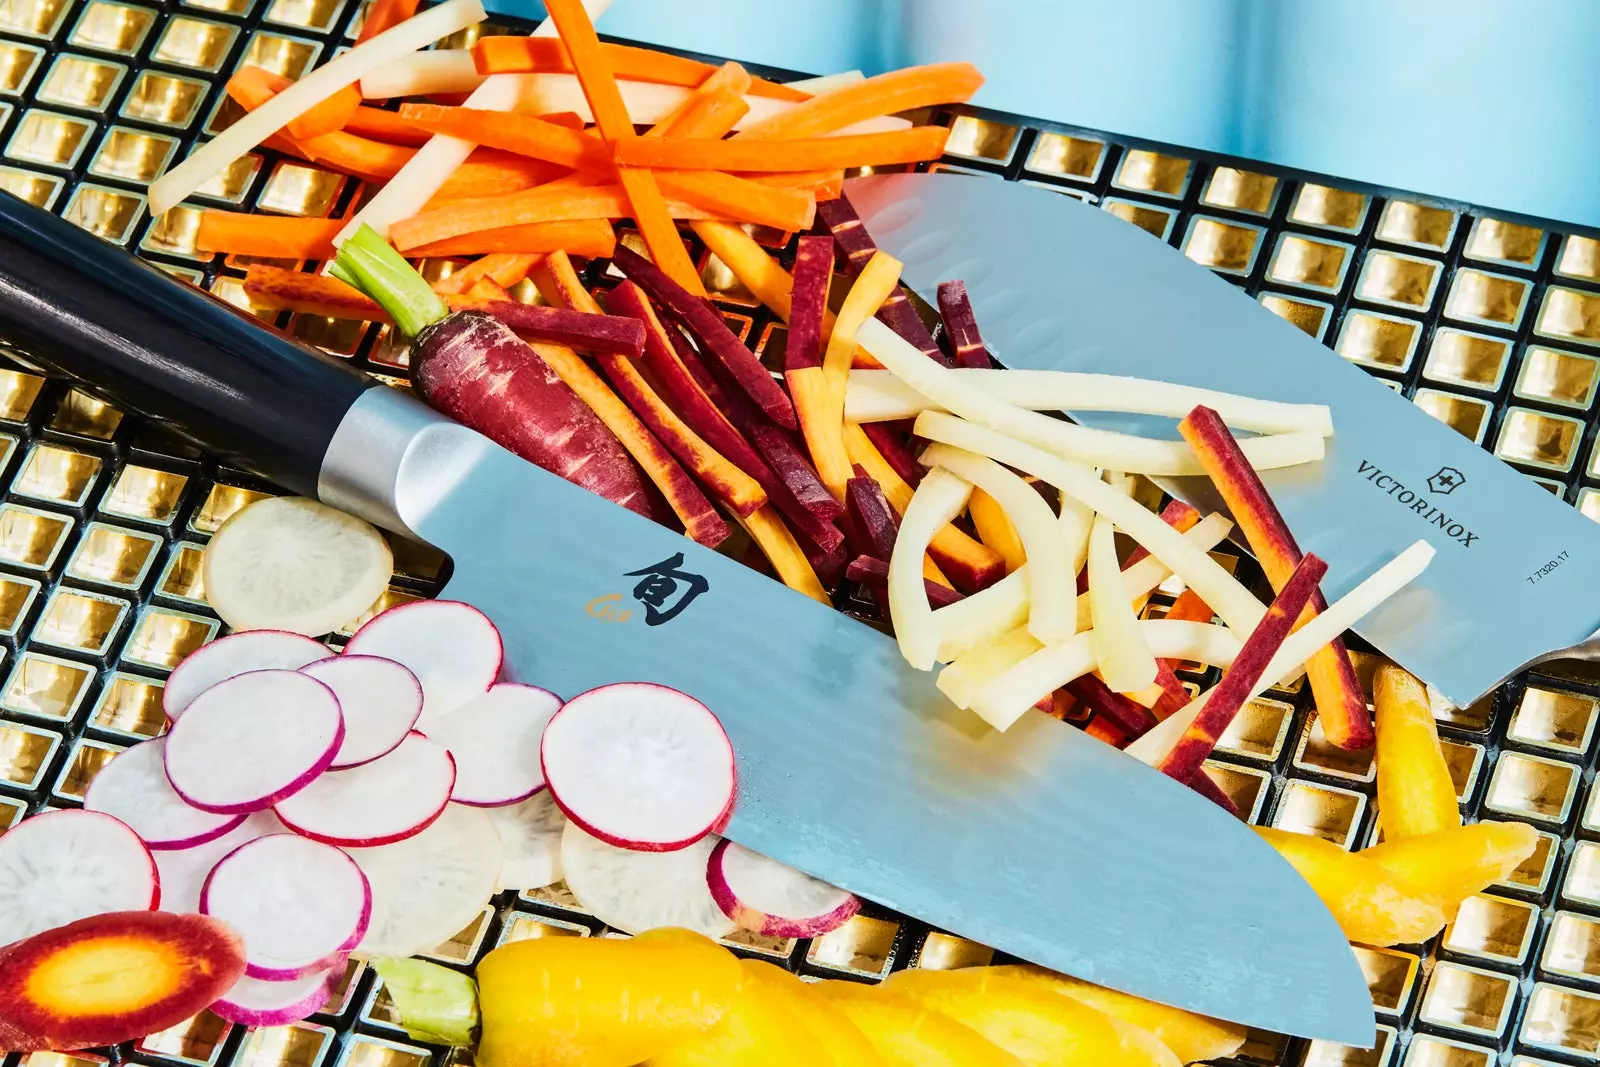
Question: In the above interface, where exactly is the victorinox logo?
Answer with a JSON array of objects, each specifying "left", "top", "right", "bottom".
[{"left": 1357, "top": 460, "right": 1479, "bottom": 547}]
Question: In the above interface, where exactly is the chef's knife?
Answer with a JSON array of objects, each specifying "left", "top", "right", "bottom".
[
  {"left": 0, "top": 189, "right": 1371, "bottom": 1043},
  {"left": 847, "top": 172, "right": 1600, "bottom": 709}
]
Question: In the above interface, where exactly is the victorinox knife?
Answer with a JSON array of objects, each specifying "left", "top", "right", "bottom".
[
  {"left": 0, "top": 189, "right": 1372, "bottom": 1044},
  {"left": 848, "top": 171, "right": 1600, "bottom": 710}
]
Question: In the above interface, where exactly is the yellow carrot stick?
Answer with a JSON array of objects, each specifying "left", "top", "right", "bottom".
[{"left": 1373, "top": 663, "right": 1460, "bottom": 840}]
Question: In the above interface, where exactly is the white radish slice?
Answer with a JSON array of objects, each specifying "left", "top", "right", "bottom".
[
  {"left": 345, "top": 803, "right": 501, "bottom": 958},
  {"left": 209, "top": 968, "right": 341, "bottom": 1028},
  {"left": 302, "top": 655, "right": 423, "bottom": 768},
  {"left": 344, "top": 600, "right": 502, "bottom": 730},
  {"left": 201, "top": 834, "right": 370, "bottom": 980},
  {"left": 163, "top": 670, "right": 344, "bottom": 814},
  {"left": 0, "top": 810, "right": 159, "bottom": 943},
  {"left": 85, "top": 737, "right": 244, "bottom": 850},
  {"left": 426, "top": 684, "right": 560, "bottom": 806},
  {"left": 540, "top": 683, "right": 735, "bottom": 852},
  {"left": 706, "top": 840, "right": 860, "bottom": 938},
  {"left": 154, "top": 812, "right": 287, "bottom": 914},
  {"left": 164, "top": 630, "right": 333, "bottom": 720},
  {"left": 202, "top": 497, "right": 394, "bottom": 638},
  {"left": 273, "top": 732, "right": 454, "bottom": 847},
  {"left": 486, "top": 790, "right": 565, "bottom": 890},
  {"left": 560, "top": 823, "right": 734, "bottom": 938}
]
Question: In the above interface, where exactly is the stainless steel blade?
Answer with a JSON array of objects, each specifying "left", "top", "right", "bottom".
[
  {"left": 321, "top": 389, "right": 1372, "bottom": 1044},
  {"left": 847, "top": 172, "right": 1600, "bottom": 708}
]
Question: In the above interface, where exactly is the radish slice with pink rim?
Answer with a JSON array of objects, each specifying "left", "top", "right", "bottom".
[
  {"left": 164, "top": 630, "right": 332, "bottom": 720},
  {"left": 560, "top": 823, "right": 734, "bottom": 938},
  {"left": 202, "top": 834, "right": 370, "bottom": 980},
  {"left": 163, "top": 670, "right": 343, "bottom": 815},
  {"left": 301, "top": 655, "right": 423, "bottom": 768},
  {"left": 209, "top": 968, "right": 341, "bottom": 1027},
  {"left": 540, "top": 683, "right": 735, "bottom": 852},
  {"left": 706, "top": 839, "right": 860, "bottom": 938},
  {"left": 0, "top": 810, "right": 159, "bottom": 944},
  {"left": 486, "top": 790, "right": 565, "bottom": 890},
  {"left": 274, "top": 732, "right": 454, "bottom": 847},
  {"left": 85, "top": 737, "right": 244, "bottom": 849},
  {"left": 426, "top": 684, "right": 560, "bottom": 806},
  {"left": 344, "top": 600, "right": 502, "bottom": 730},
  {"left": 154, "top": 812, "right": 287, "bottom": 914}
]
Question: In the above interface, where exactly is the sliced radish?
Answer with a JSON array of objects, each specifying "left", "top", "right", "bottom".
[
  {"left": 163, "top": 670, "right": 343, "bottom": 815},
  {"left": 426, "top": 684, "right": 560, "bottom": 806},
  {"left": 0, "top": 810, "right": 159, "bottom": 944},
  {"left": 273, "top": 732, "right": 454, "bottom": 847},
  {"left": 560, "top": 823, "right": 735, "bottom": 938},
  {"left": 154, "top": 812, "right": 287, "bottom": 914},
  {"left": 201, "top": 834, "right": 370, "bottom": 980},
  {"left": 345, "top": 803, "right": 502, "bottom": 958},
  {"left": 540, "top": 683, "right": 735, "bottom": 852},
  {"left": 344, "top": 600, "right": 502, "bottom": 730},
  {"left": 301, "top": 655, "right": 423, "bottom": 768},
  {"left": 85, "top": 737, "right": 244, "bottom": 850},
  {"left": 706, "top": 839, "right": 860, "bottom": 938},
  {"left": 209, "top": 968, "right": 341, "bottom": 1028},
  {"left": 164, "top": 630, "right": 333, "bottom": 720},
  {"left": 202, "top": 496, "right": 394, "bottom": 638},
  {"left": 486, "top": 790, "right": 565, "bottom": 891}
]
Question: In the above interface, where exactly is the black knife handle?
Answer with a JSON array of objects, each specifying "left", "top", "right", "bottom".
[{"left": 0, "top": 190, "right": 376, "bottom": 497}]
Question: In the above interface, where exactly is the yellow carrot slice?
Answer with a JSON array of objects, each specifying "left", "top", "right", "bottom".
[
  {"left": 1374, "top": 663, "right": 1461, "bottom": 840},
  {"left": 1255, "top": 827, "right": 1446, "bottom": 947},
  {"left": 823, "top": 251, "right": 902, "bottom": 394},
  {"left": 736, "top": 507, "right": 828, "bottom": 604},
  {"left": 1361, "top": 822, "right": 1539, "bottom": 912},
  {"left": 970, "top": 489, "right": 1026, "bottom": 573}
]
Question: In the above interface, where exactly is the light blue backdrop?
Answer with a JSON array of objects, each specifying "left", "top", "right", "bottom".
[{"left": 495, "top": 0, "right": 1600, "bottom": 231}]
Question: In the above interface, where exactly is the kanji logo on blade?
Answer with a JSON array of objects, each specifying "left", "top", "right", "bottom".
[
  {"left": 1427, "top": 466, "right": 1466, "bottom": 495},
  {"left": 625, "top": 553, "right": 709, "bottom": 626}
]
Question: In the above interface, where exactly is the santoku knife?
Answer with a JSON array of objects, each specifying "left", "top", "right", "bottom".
[{"left": 0, "top": 188, "right": 1372, "bottom": 1044}]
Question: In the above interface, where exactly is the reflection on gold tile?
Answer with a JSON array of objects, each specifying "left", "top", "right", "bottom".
[
  {"left": 257, "top": 161, "right": 343, "bottom": 217},
  {"left": 1413, "top": 390, "right": 1491, "bottom": 445},
  {"left": 1418, "top": 961, "right": 1514, "bottom": 1037},
  {"left": 1289, "top": 184, "right": 1367, "bottom": 232},
  {"left": 0, "top": 42, "right": 41, "bottom": 95},
  {"left": 189, "top": 483, "right": 270, "bottom": 535},
  {"left": 240, "top": 31, "right": 321, "bottom": 78},
  {"left": 698, "top": 251, "right": 758, "bottom": 306},
  {"left": 340, "top": 1036, "right": 430, "bottom": 1067},
  {"left": 419, "top": 906, "right": 492, "bottom": 965},
  {"left": 496, "top": 912, "right": 588, "bottom": 945},
  {"left": 54, "top": 738, "right": 122, "bottom": 800},
  {"left": 0, "top": 722, "right": 58, "bottom": 788},
  {"left": 1300, "top": 1024, "right": 1396, "bottom": 1067},
  {"left": 264, "top": 0, "right": 344, "bottom": 31},
  {"left": 1357, "top": 251, "right": 1440, "bottom": 309},
  {"left": 35, "top": 588, "right": 128, "bottom": 656},
  {"left": 14, "top": 444, "right": 101, "bottom": 506},
  {"left": 71, "top": 1, "right": 157, "bottom": 54},
  {"left": 1580, "top": 488, "right": 1600, "bottom": 525},
  {"left": 120, "top": 71, "right": 206, "bottom": 128},
  {"left": 1259, "top": 293, "right": 1331, "bottom": 341},
  {"left": 1337, "top": 311, "right": 1419, "bottom": 372},
  {"left": 1464, "top": 217, "right": 1544, "bottom": 267},
  {"left": 719, "top": 927, "right": 795, "bottom": 960},
  {"left": 38, "top": 55, "right": 126, "bottom": 111},
  {"left": 1423, "top": 329, "right": 1510, "bottom": 391},
  {"left": 1510, "top": 687, "right": 1598, "bottom": 757},
  {"left": 232, "top": 1022, "right": 333, "bottom": 1067},
  {"left": 337, "top": 587, "right": 417, "bottom": 637},
  {"left": 67, "top": 524, "right": 160, "bottom": 589},
  {"left": 141, "top": 205, "right": 206, "bottom": 260},
  {"left": 1182, "top": 218, "right": 1261, "bottom": 274},
  {"left": 0, "top": 505, "right": 72, "bottom": 570},
  {"left": 1214, "top": 696, "right": 1293, "bottom": 763},
  {"left": 136, "top": 1011, "right": 230, "bottom": 1066},
  {"left": 290, "top": 314, "right": 367, "bottom": 356},
  {"left": 1442, "top": 894, "right": 1536, "bottom": 966},
  {"left": 0, "top": 575, "right": 37, "bottom": 638},
  {"left": 1537, "top": 286, "right": 1600, "bottom": 346},
  {"left": 1440, "top": 740, "right": 1484, "bottom": 804},
  {"left": 2, "top": 653, "right": 92, "bottom": 722},
  {"left": 1522, "top": 983, "right": 1600, "bottom": 1056},
  {"left": 1200, "top": 167, "right": 1277, "bottom": 215},
  {"left": 0, "top": 0, "right": 71, "bottom": 38},
  {"left": 1401, "top": 1035, "right": 1492, "bottom": 1066},
  {"left": 1444, "top": 269, "right": 1529, "bottom": 327},
  {"left": 1354, "top": 946, "right": 1419, "bottom": 1017},
  {"left": 0, "top": 795, "right": 21, "bottom": 829},
  {"left": 1557, "top": 235, "right": 1600, "bottom": 283},
  {"left": 0, "top": 166, "right": 63, "bottom": 209},
  {"left": 1268, "top": 235, "right": 1351, "bottom": 291},
  {"left": 89, "top": 127, "right": 177, "bottom": 184},
  {"left": 1483, "top": 751, "right": 1579, "bottom": 824},
  {"left": 89, "top": 672, "right": 166, "bottom": 739},
  {"left": 1376, "top": 200, "right": 1457, "bottom": 250},
  {"left": 915, "top": 931, "right": 994, "bottom": 970},
  {"left": 1541, "top": 910, "right": 1600, "bottom": 982},
  {"left": 103, "top": 465, "right": 188, "bottom": 525},
  {"left": 52, "top": 389, "right": 124, "bottom": 440},
  {"left": 1102, "top": 198, "right": 1174, "bottom": 240},
  {"left": 1199, "top": 761, "right": 1270, "bottom": 824},
  {"left": 806, "top": 914, "right": 898, "bottom": 977},
  {"left": 208, "top": 275, "right": 268, "bottom": 319},
  {"left": 1271, "top": 780, "right": 1365, "bottom": 849},
  {"left": 1495, "top": 407, "right": 1583, "bottom": 472},
  {"left": 1563, "top": 840, "right": 1600, "bottom": 910},
  {"left": 1517, "top": 346, "right": 1600, "bottom": 409},
  {"left": 1112, "top": 149, "right": 1190, "bottom": 197},
  {"left": 151, "top": 17, "right": 238, "bottom": 72},
  {"left": 1024, "top": 131, "right": 1104, "bottom": 181},
  {"left": 186, "top": 0, "right": 255, "bottom": 15},
  {"left": 6, "top": 110, "right": 94, "bottom": 169},
  {"left": 194, "top": 154, "right": 261, "bottom": 205},
  {"left": 63, "top": 186, "right": 144, "bottom": 245},
  {"left": 1498, "top": 825, "right": 1559, "bottom": 896},
  {"left": 942, "top": 115, "right": 1016, "bottom": 163}
]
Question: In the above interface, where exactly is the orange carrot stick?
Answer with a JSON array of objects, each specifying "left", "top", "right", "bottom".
[
  {"left": 736, "top": 62, "right": 983, "bottom": 140},
  {"left": 296, "top": 131, "right": 414, "bottom": 181},
  {"left": 356, "top": 0, "right": 419, "bottom": 44},
  {"left": 225, "top": 66, "right": 361, "bottom": 142},
  {"left": 397, "top": 104, "right": 609, "bottom": 170},
  {"left": 652, "top": 169, "right": 815, "bottom": 232},
  {"left": 612, "top": 127, "right": 951, "bottom": 172},
  {"left": 434, "top": 253, "right": 543, "bottom": 296},
  {"left": 739, "top": 507, "right": 829, "bottom": 603},
  {"left": 434, "top": 150, "right": 570, "bottom": 199},
  {"left": 342, "top": 106, "right": 430, "bottom": 146},
  {"left": 405, "top": 219, "right": 617, "bottom": 259},
  {"left": 472, "top": 37, "right": 809, "bottom": 101},
  {"left": 540, "top": 111, "right": 587, "bottom": 130},
  {"left": 391, "top": 184, "right": 723, "bottom": 252},
  {"left": 647, "top": 62, "right": 751, "bottom": 139},
  {"left": 744, "top": 169, "right": 846, "bottom": 199},
  {"left": 196, "top": 212, "right": 342, "bottom": 260}
]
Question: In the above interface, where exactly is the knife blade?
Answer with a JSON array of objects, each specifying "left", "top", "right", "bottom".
[
  {"left": 846, "top": 171, "right": 1600, "bottom": 708},
  {"left": 0, "top": 187, "right": 1372, "bottom": 1044}
]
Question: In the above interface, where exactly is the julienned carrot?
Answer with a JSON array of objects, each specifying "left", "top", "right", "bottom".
[
  {"left": 356, "top": 0, "right": 419, "bottom": 44},
  {"left": 245, "top": 266, "right": 387, "bottom": 319},
  {"left": 225, "top": 66, "right": 360, "bottom": 141},
  {"left": 392, "top": 184, "right": 718, "bottom": 252},
  {"left": 196, "top": 212, "right": 342, "bottom": 260},
  {"left": 787, "top": 236, "right": 849, "bottom": 501},
  {"left": 405, "top": 219, "right": 618, "bottom": 259},
  {"left": 611, "top": 127, "right": 950, "bottom": 172},
  {"left": 824, "top": 250, "right": 902, "bottom": 393},
  {"left": 937, "top": 280, "right": 990, "bottom": 368},
  {"left": 433, "top": 151, "right": 572, "bottom": 199},
  {"left": 297, "top": 131, "right": 414, "bottom": 181},
  {"left": 735, "top": 62, "right": 983, "bottom": 140},
  {"left": 648, "top": 63, "right": 750, "bottom": 139},
  {"left": 541, "top": 111, "right": 587, "bottom": 130},
  {"left": 472, "top": 37, "right": 809, "bottom": 101},
  {"left": 785, "top": 235, "right": 831, "bottom": 372},
  {"left": 746, "top": 169, "right": 846, "bottom": 199},
  {"left": 434, "top": 253, "right": 543, "bottom": 296},
  {"left": 397, "top": 104, "right": 610, "bottom": 171},
  {"left": 816, "top": 196, "right": 941, "bottom": 364},
  {"left": 652, "top": 169, "right": 816, "bottom": 232},
  {"left": 738, "top": 507, "right": 829, "bottom": 603},
  {"left": 343, "top": 106, "right": 430, "bottom": 146}
]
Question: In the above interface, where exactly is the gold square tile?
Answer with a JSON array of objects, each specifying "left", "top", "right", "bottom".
[
  {"left": 51, "top": 389, "right": 123, "bottom": 442},
  {"left": 1511, "top": 687, "right": 1599, "bottom": 758},
  {"left": 88, "top": 672, "right": 166, "bottom": 739},
  {"left": 718, "top": 927, "right": 796, "bottom": 960},
  {"left": 1441, "top": 893, "right": 1537, "bottom": 966},
  {"left": 1413, "top": 389, "right": 1492, "bottom": 445},
  {"left": 194, "top": 153, "right": 261, "bottom": 205},
  {"left": 1463, "top": 217, "right": 1545, "bottom": 267},
  {"left": 122, "top": 606, "right": 208, "bottom": 677},
  {"left": 1270, "top": 780, "right": 1366, "bottom": 849},
  {"left": 1266, "top": 235, "right": 1352, "bottom": 291},
  {"left": 70, "top": 1, "right": 157, "bottom": 55},
  {"left": 1198, "top": 761, "right": 1270, "bottom": 824},
  {"left": 1556, "top": 235, "right": 1600, "bottom": 283},
  {"left": 1375, "top": 199, "right": 1457, "bottom": 250},
  {"left": 337, "top": 587, "right": 418, "bottom": 637},
  {"left": 63, "top": 185, "right": 144, "bottom": 245},
  {"left": 1299, "top": 1024, "right": 1396, "bottom": 1067},
  {"left": 34, "top": 587, "right": 129, "bottom": 656},
  {"left": 698, "top": 251, "right": 759, "bottom": 307},
  {"left": 1337, "top": 311, "right": 1421, "bottom": 373},
  {"left": 2, "top": 652, "right": 92, "bottom": 722},
  {"left": 101, "top": 465, "right": 188, "bottom": 525},
  {"left": 1259, "top": 292, "right": 1332, "bottom": 340},
  {"left": 1537, "top": 286, "right": 1600, "bottom": 347},
  {"left": 418, "top": 906, "right": 493, "bottom": 965},
  {"left": 1565, "top": 840, "right": 1600, "bottom": 909},
  {"left": 1495, "top": 407, "right": 1584, "bottom": 473},
  {"left": 1483, "top": 751, "right": 1579, "bottom": 824},
  {"left": 189, "top": 482, "right": 271, "bottom": 535},
  {"left": 1024, "top": 131, "right": 1104, "bottom": 182},
  {"left": 240, "top": 30, "right": 321, "bottom": 78},
  {"left": 157, "top": 265, "right": 201, "bottom": 286},
  {"left": 0, "top": 0, "right": 73, "bottom": 39},
  {"left": 67, "top": 523, "right": 160, "bottom": 589},
  {"left": 1356, "top": 251, "right": 1441, "bottom": 310},
  {"left": 1200, "top": 166, "right": 1278, "bottom": 215},
  {"left": 119, "top": 71, "right": 207, "bottom": 128},
  {"left": 0, "top": 166, "right": 63, "bottom": 209},
  {"left": 942, "top": 115, "right": 1017, "bottom": 164},
  {"left": 264, "top": 0, "right": 345, "bottom": 32},
  {"left": 1522, "top": 983, "right": 1600, "bottom": 1056},
  {"left": 232, "top": 1022, "right": 333, "bottom": 1067},
  {"left": 89, "top": 127, "right": 178, "bottom": 185},
  {"left": 321, "top": 957, "right": 366, "bottom": 1019},
  {"left": 1516, "top": 346, "right": 1600, "bottom": 409},
  {"left": 0, "top": 42, "right": 42, "bottom": 96},
  {"left": 1440, "top": 739, "right": 1485, "bottom": 803},
  {"left": 1423, "top": 329, "right": 1511, "bottom": 391},
  {"left": 209, "top": 274, "right": 268, "bottom": 319},
  {"left": 155, "top": 542, "right": 207, "bottom": 605},
  {"left": 806, "top": 914, "right": 899, "bottom": 978},
  {"left": 915, "top": 931, "right": 994, "bottom": 970},
  {"left": 1112, "top": 149, "right": 1190, "bottom": 198},
  {"left": 5, "top": 110, "right": 94, "bottom": 169},
  {"left": 337, "top": 1036, "right": 430, "bottom": 1067},
  {"left": 186, "top": 0, "right": 256, "bottom": 15},
  {"left": 496, "top": 912, "right": 588, "bottom": 945},
  {"left": 1354, "top": 946, "right": 1419, "bottom": 1018},
  {"left": 14, "top": 443, "right": 101, "bottom": 506},
  {"left": 290, "top": 314, "right": 368, "bottom": 356},
  {"left": 256, "top": 161, "right": 344, "bottom": 217},
  {"left": 1498, "top": 825, "right": 1560, "bottom": 896},
  {"left": 0, "top": 504, "right": 73, "bottom": 571},
  {"left": 1580, "top": 487, "right": 1600, "bottom": 525},
  {"left": 0, "top": 574, "right": 38, "bottom": 639},
  {"left": 1288, "top": 184, "right": 1367, "bottom": 232},
  {"left": 151, "top": 17, "right": 238, "bottom": 73},
  {"left": 1182, "top": 217, "right": 1262, "bottom": 274},
  {"left": 1541, "top": 911, "right": 1600, "bottom": 983},
  {"left": 0, "top": 795, "right": 22, "bottom": 828},
  {"left": 1418, "top": 961, "right": 1515, "bottom": 1037},
  {"left": 140, "top": 204, "right": 206, "bottom": 261},
  {"left": 0, "top": 722, "right": 59, "bottom": 789},
  {"left": 1214, "top": 696, "right": 1293, "bottom": 763},
  {"left": 1293, "top": 715, "right": 1376, "bottom": 783},
  {"left": 1400, "top": 1035, "right": 1492, "bottom": 1067},
  {"left": 37, "top": 55, "right": 126, "bottom": 111},
  {"left": 135, "top": 1011, "right": 231, "bottom": 1066},
  {"left": 1444, "top": 268, "right": 1530, "bottom": 327}
]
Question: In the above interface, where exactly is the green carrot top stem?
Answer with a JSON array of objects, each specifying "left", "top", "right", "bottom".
[{"left": 333, "top": 224, "right": 449, "bottom": 339}]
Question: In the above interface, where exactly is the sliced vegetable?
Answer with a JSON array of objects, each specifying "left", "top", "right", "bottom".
[
  {"left": 861, "top": 422, "right": 925, "bottom": 488},
  {"left": 1255, "top": 828, "right": 1446, "bottom": 947},
  {"left": 152, "top": 811, "right": 284, "bottom": 915},
  {"left": 210, "top": 970, "right": 341, "bottom": 1028},
  {"left": 394, "top": 104, "right": 607, "bottom": 170},
  {"left": 202, "top": 496, "right": 393, "bottom": 637},
  {"left": 560, "top": 823, "right": 735, "bottom": 936},
  {"left": 401, "top": 219, "right": 618, "bottom": 258},
  {"left": 1065, "top": 674, "right": 1157, "bottom": 740},
  {"left": 344, "top": 599, "right": 502, "bottom": 728},
  {"left": 164, "top": 630, "right": 333, "bottom": 720},
  {"left": 653, "top": 168, "right": 817, "bottom": 232},
  {"left": 824, "top": 250, "right": 903, "bottom": 391},
  {"left": 937, "top": 280, "right": 990, "bottom": 368},
  {"left": 360, "top": 49, "right": 482, "bottom": 99},
  {"left": 425, "top": 683, "right": 560, "bottom": 806},
  {"left": 0, "top": 810, "right": 158, "bottom": 945},
  {"left": 846, "top": 556, "right": 963, "bottom": 612},
  {"left": 816, "top": 196, "right": 945, "bottom": 362},
  {"left": 434, "top": 252, "right": 542, "bottom": 296},
  {"left": 196, "top": 211, "right": 342, "bottom": 259},
  {"left": 1087, "top": 512, "right": 1159, "bottom": 693},
  {"left": 969, "top": 489, "right": 1024, "bottom": 572},
  {"left": 300, "top": 655, "right": 422, "bottom": 769},
  {"left": 938, "top": 626, "right": 1043, "bottom": 712},
  {"left": 371, "top": 957, "right": 480, "bottom": 1046},
  {"left": 611, "top": 127, "right": 951, "bottom": 172},
  {"left": 443, "top": 299, "right": 648, "bottom": 357},
  {"left": 344, "top": 105, "right": 431, "bottom": 145},
  {"left": 356, "top": 0, "right": 420, "bottom": 43},
  {"left": 1373, "top": 663, "right": 1462, "bottom": 839},
  {"left": 471, "top": 37, "right": 807, "bottom": 99},
  {"left": 890, "top": 469, "right": 974, "bottom": 668},
  {"left": 737, "top": 507, "right": 830, "bottom": 604},
  {"left": 274, "top": 732, "right": 456, "bottom": 847},
  {"left": 736, "top": 62, "right": 983, "bottom": 139},
  {"left": 648, "top": 956, "right": 829, "bottom": 1067},
  {"left": 816, "top": 981, "right": 1026, "bottom": 1067},
  {"left": 84, "top": 738, "right": 244, "bottom": 850},
  {"left": 1361, "top": 821, "right": 1540, "bottom": 910},
  {"left": 706, "top": 839, "right": 860, "bottom": 938},
  {"left": 227, "top": 66, "right": 362, "bottom": 141},
  {"left": 486, "top": 789, "right": 566, "bottom": 891}
]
